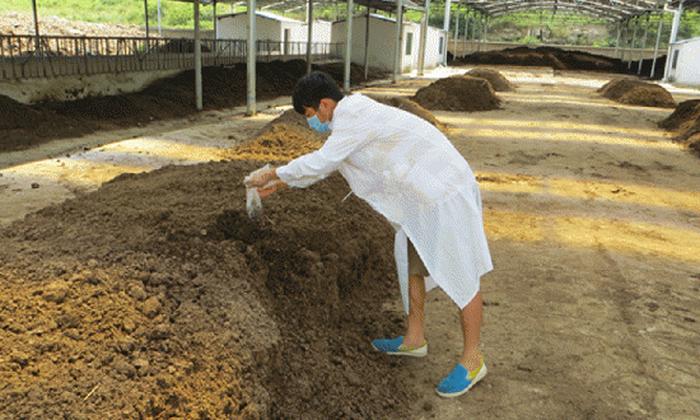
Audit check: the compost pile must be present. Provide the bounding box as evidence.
[226,96,448,164]
[465,68,515,92]
[412,75,501,112]
[369,95,448,132]
[0,141,415,418]
[0,60,388,152]
[659,99,700,156]
[598,79,676,108]
[452,46,666,77]
[224,109,326,161]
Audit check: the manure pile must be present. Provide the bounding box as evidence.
[0,111,414,418]
[598,79,676,108]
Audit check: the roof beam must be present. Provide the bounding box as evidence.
[460,0,664,20]
[481,0,630,16]
[490,4,618,20]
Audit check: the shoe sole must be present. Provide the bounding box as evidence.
[371,343,428,358]
[435,364,488,398]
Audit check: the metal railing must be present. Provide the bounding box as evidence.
[0,34,344,80]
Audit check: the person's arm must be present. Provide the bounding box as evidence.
[275,127,365,188]
[247,125,366,194]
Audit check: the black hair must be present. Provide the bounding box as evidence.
[292,71,345,114]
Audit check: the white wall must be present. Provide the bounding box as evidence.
[312,20,333,44]
[217,14,331,54]
[668,37,700,85]
[425,27,446,69]
[332,15,444,73]
[216,14,284,41]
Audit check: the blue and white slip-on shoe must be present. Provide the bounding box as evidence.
[371,336,428,358]
[436,360,488,398]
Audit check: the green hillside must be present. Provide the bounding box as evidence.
[1,0,698,45]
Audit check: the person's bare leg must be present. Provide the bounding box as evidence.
[459,291,484,371]
[402,274,426,348]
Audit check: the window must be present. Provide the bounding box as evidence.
[438,37,443,54]
[405,32,413,55]
[672,50,680,70]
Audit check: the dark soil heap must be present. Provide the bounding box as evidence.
[598,79,676,108]
[451,46,667,78]
[659,99,700,156]
[369,95,448,132]
[412,76,501,112]
[0,157,414,418]
[465,68,515,92]
[0,61,388,153]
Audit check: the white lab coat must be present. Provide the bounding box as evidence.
[276,93,493,313]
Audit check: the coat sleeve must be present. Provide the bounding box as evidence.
[276,126,367,188]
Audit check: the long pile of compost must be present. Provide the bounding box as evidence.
[659,99,700,156]
[0,115,414,417]
[226,96,448,165]
[412,76,501,112]
[465,68,515,92]
[598,79,676,108]
[0,60,388,152]
[451,46,666,77]
[368,95,448,132]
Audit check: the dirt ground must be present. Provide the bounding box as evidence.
[1,65,699,418]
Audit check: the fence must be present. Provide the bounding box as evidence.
[0,34,343,80]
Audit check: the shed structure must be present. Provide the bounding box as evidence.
[665,36,700,85]
[331,13,445,72]
[216,10,332,44]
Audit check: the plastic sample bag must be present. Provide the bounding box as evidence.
[244,164,271,220]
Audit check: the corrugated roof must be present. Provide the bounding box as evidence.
[461,0,667,21]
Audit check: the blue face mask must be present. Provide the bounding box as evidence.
[307,114,331,133]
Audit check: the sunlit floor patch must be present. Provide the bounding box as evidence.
[476,171,700,213]
[484,208,700,263]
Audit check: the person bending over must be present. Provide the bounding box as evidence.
[246,71,493,398]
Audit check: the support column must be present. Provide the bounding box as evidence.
[344,0,354,92]
[31,0,40,54]
[194,0,203,111]
[619,19,627,61]
[306,0,314,74]
[637,15,650,75]
[364,8,371,79]
[483,16,489,42]
[453,11,459,62]
[628,18,638,70]
[442,0,452,65]
[157,0,162,36]
[246,0,257,115]
[663,0,684,82]
[477,16,484,52]
[144,0,150,40]
[417,0,429,75]
[393,0,403,82]
[213,0,218,37]
[614,21,621,55]
[463,11,470,56]
[650,14,664,79]
[474,16,480,52]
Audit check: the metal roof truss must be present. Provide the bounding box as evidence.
[460,0,666,22]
